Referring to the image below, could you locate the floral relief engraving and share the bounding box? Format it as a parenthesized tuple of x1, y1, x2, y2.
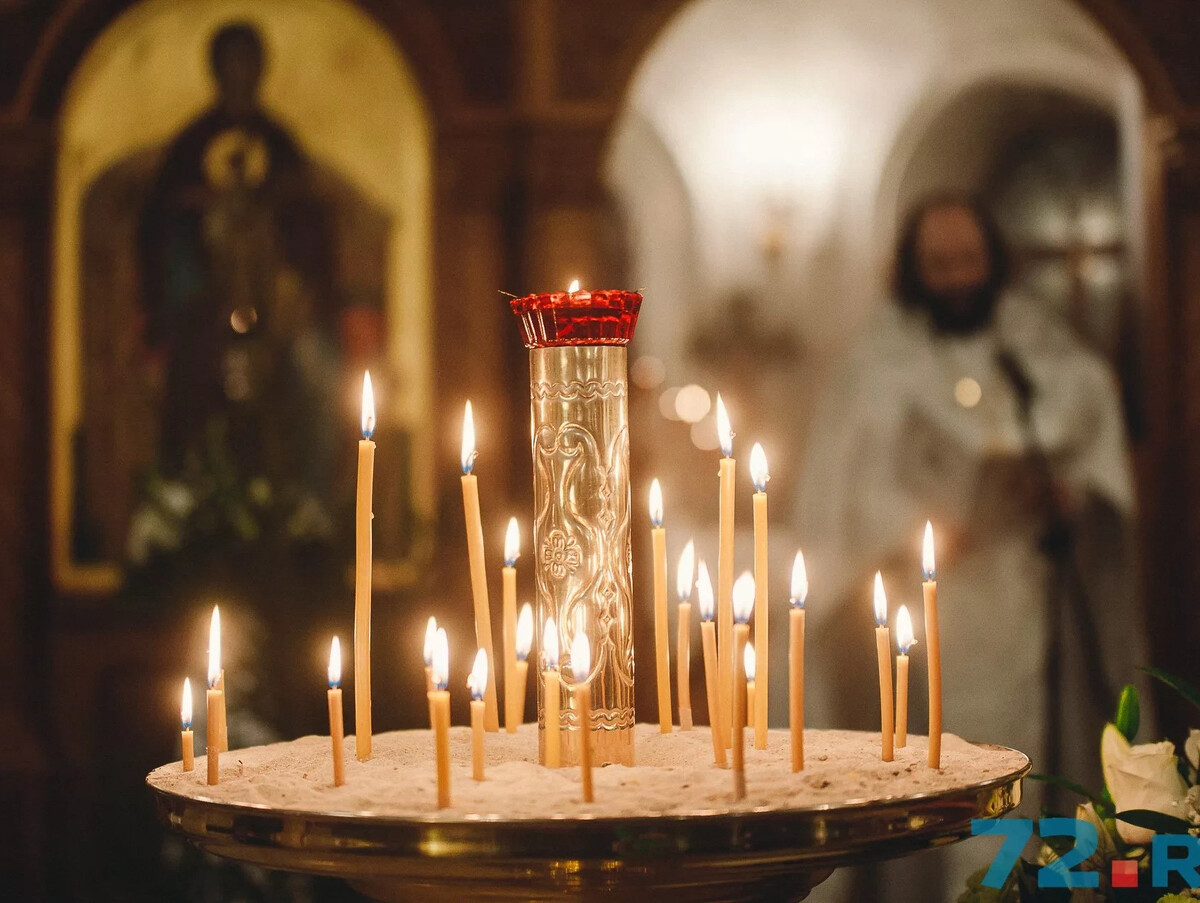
(541, 529, 581, 579)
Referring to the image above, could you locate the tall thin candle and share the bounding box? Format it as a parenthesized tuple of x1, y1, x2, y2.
(874, 572, 895, 763)
(328, 637, 346, 787)
(749, 443, 770, 749)
(744, 642, 757, 732)
(571, 633, 594, 803)
(460, 402, 500, 731)
(354, 372, 376, 760)
(180, 678, 194, 773)
(789, 551, 807, 772)
(923, 522, 943, 769)
(649, 479, 671, 733)
(676, 540, 695, 731)
(716, 394, 735, 749)
(503, 518, 520, 732)
(696, 561, 726, 767)
(895, 605, 916, 749)
(428, 628, 451, 808)
(468, 648, 489, 781)
(206, 607, 222, 786)
(731, 572, 755, 800)
(542, 617, 561, 768)
(513, 603, 533, 728)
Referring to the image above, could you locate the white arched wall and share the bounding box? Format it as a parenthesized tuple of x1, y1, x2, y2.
(52, 0, 435, 591)
(606, 0, 1140, 389)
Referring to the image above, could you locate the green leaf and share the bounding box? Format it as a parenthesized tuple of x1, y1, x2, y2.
(1028, 773, 1107, 808)
(1140, 667, 1200, 713)
(1115, 684, 1141, 741)
(1115, 809, 1194, 835)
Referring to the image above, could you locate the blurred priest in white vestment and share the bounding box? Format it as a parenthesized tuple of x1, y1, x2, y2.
(798, 195, 1146, 902)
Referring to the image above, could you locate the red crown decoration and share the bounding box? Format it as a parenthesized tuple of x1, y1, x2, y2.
(510, 288, 642, 348)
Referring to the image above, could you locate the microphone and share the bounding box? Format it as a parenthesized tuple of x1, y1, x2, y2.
(995, 347, 1034, 421)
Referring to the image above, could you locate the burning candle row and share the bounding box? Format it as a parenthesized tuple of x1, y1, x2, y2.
(172, 375, 947, 808)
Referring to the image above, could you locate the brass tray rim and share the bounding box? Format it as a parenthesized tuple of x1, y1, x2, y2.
(147, 740, 1030, 835)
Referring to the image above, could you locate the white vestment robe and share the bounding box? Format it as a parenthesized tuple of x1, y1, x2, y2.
(798, 293, 1146, 901)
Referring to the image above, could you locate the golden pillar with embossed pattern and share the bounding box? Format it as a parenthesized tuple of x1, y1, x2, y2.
(511, 287, 642, 766)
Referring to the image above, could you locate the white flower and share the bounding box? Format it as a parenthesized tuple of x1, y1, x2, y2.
(1185, 729, 1200, 772)
(1101, 724, 1190, 846)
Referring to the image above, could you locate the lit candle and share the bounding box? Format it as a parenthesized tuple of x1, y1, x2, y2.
(428, 627, 451, 808)
(895, 605, 916, 749)
(542, 617, 561, 768)
(697, 561, 726, 766)
(716, 394, 736, 749)
(731, 572, 755, 800)
(328, 637, 346, 787)
(676, 539, 695, 731)
(423, 616, 437, 693)
(206, 606, 222, 786)
(503, 517, 521, 732)
(744, 641, 756, 733)
(789, 551, 807, 772)
(513, 603, 533, 728)
(923, 522, 943, 769)
(571, 632, 594, 802)
(874, 572, 895, 763)
(180, 678, 194, 773)
(649, 479, 671, 733)
(460, 402, 500, 732)
(468, 648, 489, 782)
(209, 604, 228, 752)
(749, 442, 770, 750)
(355, 372, 376, 761)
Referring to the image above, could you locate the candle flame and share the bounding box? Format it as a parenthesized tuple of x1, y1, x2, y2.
(461, 401, 477, 475)
(568, 279, 580, 293)
(696, 559, 714, 621)
(749, 442, 769, 492)
(896, 605, 917, 654)
(208, 605, 221, 688)
(648, 478, 664, 528)
(467, 647, 489, 700)
(181, 678, 193, 730)
(543, 616, 559, 670)
(922, 521, 936, 580)
(423, 616, 438, 667)
(328, 636, 342, 688)
(873, 571, 888, 626)
(733, 571, 755, 623)
(361, 371, 375, 438)
(743, 642, 756, 682)
(676, 539, 695, 603)
(504, 517, 521, 567)
(790, 550, 808, 608)
(570, 632, 591, 684)
(516, 603, 534, 661)
(715, 393, 733, 458)
(431, 628, 449, 691)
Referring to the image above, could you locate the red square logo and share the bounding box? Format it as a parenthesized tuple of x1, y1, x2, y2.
(1111, 859, 1139, 888)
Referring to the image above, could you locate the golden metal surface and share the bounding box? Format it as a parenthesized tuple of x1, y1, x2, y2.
(149, 743, 1028, 902)
(531, 346, 634, 766)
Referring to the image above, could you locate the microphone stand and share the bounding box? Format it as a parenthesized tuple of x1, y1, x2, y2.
(995, 347, 1114, 782)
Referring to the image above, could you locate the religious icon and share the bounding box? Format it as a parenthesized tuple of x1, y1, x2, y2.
(57, 13, 433, 591)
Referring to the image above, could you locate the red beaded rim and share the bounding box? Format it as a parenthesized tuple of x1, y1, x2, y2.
(510, 289, 642, 348)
